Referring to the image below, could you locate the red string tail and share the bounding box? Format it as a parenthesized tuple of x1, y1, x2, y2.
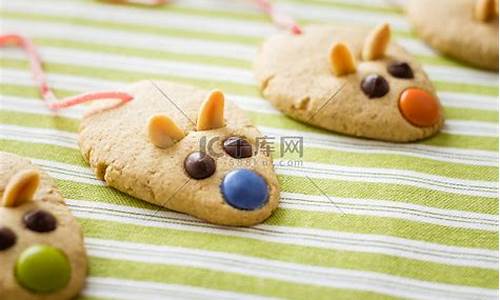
(253, 0, 302, 34)
(0, 33, 133, 113)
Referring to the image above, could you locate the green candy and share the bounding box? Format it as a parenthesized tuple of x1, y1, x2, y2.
(15, 245, 71, 293)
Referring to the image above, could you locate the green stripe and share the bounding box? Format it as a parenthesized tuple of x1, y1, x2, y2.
(0, 111, 80, 132)
(434, 81, 499, 97)
(89, 0, 268, 22)
(280, 175, 497, 216)
(33, 37, 251, 69)
(445, 107, 498, 123)
(81, 220, 498, 289)
(88, 257, 400, 300)
(0, 58, 260, 97)
(280, 0, 402, 14)
(415, 55, 475, 68)
(0, 10, 263, 46)
(283, 147, 498, 181)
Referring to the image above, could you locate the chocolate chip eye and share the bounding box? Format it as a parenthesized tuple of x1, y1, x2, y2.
(23, 210, 57, 233)
(361, 74, 389, 98)
(184, 152, 216, 180)
(223, 137, 253, 159)
(0, 226, 16, 250)
(387, 61, 414, 79)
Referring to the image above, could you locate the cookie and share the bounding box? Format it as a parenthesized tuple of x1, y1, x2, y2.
(408, 0, 499, 70)
(79, 80, 280, 226)
(254, 23, 444, 142)
(0, 152, 87, 300)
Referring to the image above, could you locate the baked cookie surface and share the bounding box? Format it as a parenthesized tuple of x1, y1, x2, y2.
(0, 152, 87, 300)
(254, 24, 444, 142)
(79, 80, 280, 226)
(408, 0, 499, 70)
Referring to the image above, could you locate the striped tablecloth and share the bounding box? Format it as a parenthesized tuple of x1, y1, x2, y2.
(0, 0, 498, 299)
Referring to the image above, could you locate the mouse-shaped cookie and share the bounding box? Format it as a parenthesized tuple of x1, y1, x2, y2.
(254, 23, 444, 142)
(0, 152, 87, 300)
(79, 80, 280, 226)
(408, 0, 499, 70)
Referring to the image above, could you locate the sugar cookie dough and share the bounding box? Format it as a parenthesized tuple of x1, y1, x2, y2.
(0, 152, 87, 300)
(79, 80, 280, 226)
(254, 24, 444, 142)
(408, 0, 499, 70)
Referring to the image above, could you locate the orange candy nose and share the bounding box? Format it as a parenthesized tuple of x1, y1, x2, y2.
(399, 88, 440, 127)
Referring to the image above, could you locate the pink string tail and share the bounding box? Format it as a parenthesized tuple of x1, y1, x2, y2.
(48, 91, 134, 116)
(0, 34, 56, 104)
(0, 33, 133, 114)
(253, 0, 302, 34)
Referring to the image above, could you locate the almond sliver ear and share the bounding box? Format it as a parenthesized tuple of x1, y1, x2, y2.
(148, 114, 186, 148)
(362, 23, 391, 61)
(329, 42, 357, 76)
(2, 169, 40, 207)
(196, 90, 225, 131)
(475, 0, 496, 21)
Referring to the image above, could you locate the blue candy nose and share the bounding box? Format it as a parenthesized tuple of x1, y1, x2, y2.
(221, 169, 269, 210)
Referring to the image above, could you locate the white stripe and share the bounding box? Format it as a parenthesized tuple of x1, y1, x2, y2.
(423, 65, 499, 87)
(398, 38, 439, 56)
(261, 127, 498, 167)
(1, 18, 257, 61)
(438, 92, 498, 111)
(3, 0, 278, 38)
(83, 277, 275, 300)
(275, 160, 497, 198)
(280, 192, 498, 232)
(443, 120, 499, 137)
(0, 98, 497, 168)
(33, 158, 105, 186)
(277, 1, 409, 31)
(1, 47, 255, 85)
(83, 238, 497, 300)
(2, 125, 497, 198)
(68, 200, 498, 270)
